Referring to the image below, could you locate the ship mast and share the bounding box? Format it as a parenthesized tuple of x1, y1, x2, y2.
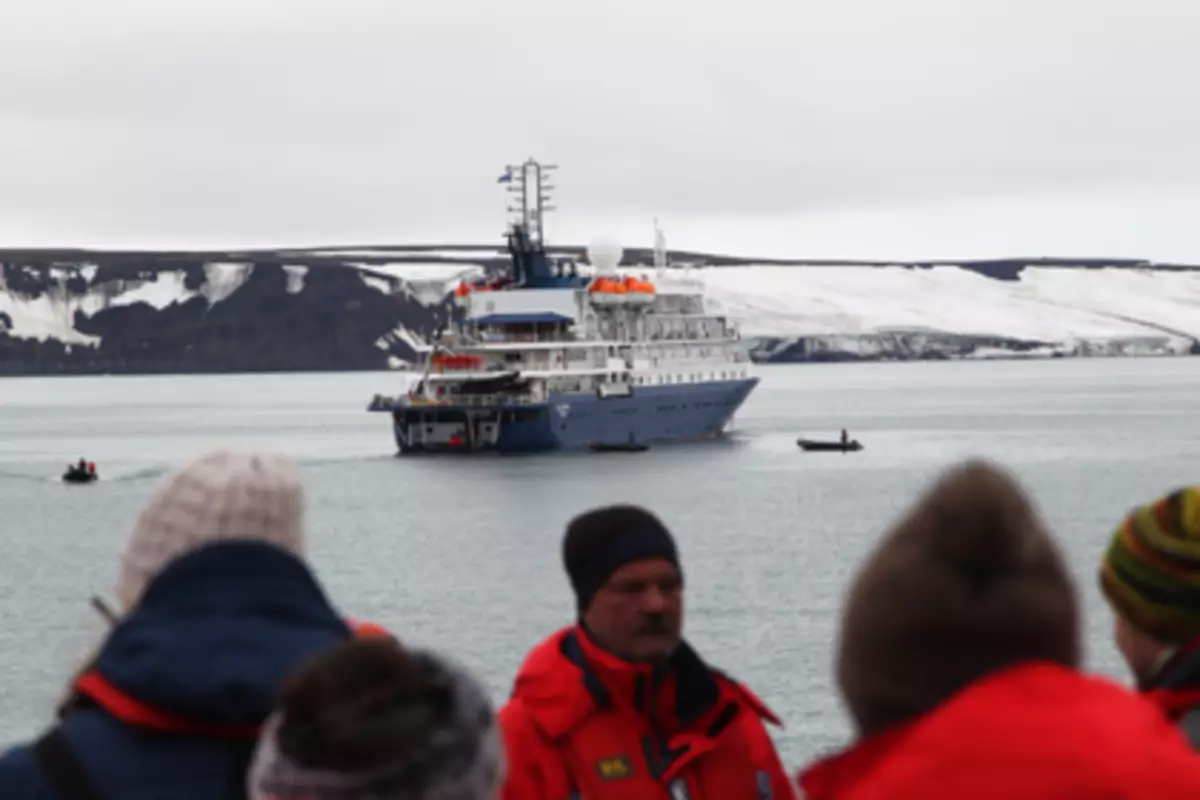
(653, 217, 668, 281)
(502, 157, 557, 247)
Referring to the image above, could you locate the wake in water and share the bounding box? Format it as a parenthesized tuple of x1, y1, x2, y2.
(0, 452, 399, 485)
(0, 464, 172, 484)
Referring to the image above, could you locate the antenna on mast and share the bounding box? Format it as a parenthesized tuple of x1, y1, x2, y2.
(653, 218, 668, 281)
(501, 157, 557, 248)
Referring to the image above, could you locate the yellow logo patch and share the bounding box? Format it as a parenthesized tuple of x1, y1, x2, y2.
(595, 755, 634, 781)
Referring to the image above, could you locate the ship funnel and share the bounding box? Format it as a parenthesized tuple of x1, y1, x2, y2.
(587, 236, 623, 276)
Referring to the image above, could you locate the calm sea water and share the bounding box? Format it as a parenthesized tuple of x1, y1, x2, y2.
(0, 358, 1196, 764)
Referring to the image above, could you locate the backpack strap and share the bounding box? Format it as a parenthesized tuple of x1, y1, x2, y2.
(227, 739, 256, 800)
(32, 728, 104, 800)
(34, 725, 259, 800)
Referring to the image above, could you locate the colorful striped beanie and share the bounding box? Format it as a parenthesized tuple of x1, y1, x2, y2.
(1100, 487, 1200, 645)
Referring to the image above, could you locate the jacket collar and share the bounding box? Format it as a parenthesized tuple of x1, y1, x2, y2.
(1145, 634, 1200, 718)
(566, 625, 721, 730)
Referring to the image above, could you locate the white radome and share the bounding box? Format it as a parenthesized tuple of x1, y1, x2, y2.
(587, 237, 623, 276)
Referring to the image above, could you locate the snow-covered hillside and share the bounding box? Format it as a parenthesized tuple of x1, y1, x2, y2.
(686, 264, 1200, 360)
(691, 265, 1200, 340)
(1, 250, 1197, 374)
(359, 259, 1200, 354)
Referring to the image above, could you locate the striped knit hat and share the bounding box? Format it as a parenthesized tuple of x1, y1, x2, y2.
(1100, 487, 1200, 645)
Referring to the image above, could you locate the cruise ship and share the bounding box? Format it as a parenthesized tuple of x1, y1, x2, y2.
(368, 158, 758, 454)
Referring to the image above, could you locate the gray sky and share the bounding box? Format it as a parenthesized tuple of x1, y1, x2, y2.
(2, 0, 1200, 260)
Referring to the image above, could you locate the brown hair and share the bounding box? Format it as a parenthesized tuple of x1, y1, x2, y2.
(274, 637, 457, 773)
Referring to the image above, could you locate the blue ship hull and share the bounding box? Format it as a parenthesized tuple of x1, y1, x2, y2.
(392, 377, 759, 455)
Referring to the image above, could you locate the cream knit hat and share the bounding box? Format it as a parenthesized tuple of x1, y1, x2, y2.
(116, 449, 307, 609)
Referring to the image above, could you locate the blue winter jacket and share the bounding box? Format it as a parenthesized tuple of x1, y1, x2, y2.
(0, 539, 353, 799)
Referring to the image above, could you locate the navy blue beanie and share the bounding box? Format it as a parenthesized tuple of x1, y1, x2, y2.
(562, 505, 681, 611)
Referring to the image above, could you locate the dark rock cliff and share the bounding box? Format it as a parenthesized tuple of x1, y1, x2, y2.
(0, 256, 454, 375)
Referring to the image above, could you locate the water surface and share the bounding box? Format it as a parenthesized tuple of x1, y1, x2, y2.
(1, 357, 1196, 762)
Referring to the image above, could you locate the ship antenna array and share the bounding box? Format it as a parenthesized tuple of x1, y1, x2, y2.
(501, 157, 557, 248)
(653, 217, 668, 279)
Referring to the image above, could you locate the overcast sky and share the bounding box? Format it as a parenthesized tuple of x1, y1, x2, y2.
(2, 0, 1200, 260)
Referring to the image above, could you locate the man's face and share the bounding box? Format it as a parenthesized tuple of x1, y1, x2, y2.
(1114, 614, 1168, 688)
(583, 558, 683, 662)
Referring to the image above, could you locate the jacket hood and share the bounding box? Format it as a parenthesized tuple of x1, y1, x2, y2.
(88, 539, 351, 727)
(836, 460, 1078, 736)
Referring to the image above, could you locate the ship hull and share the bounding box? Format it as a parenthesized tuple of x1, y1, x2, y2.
(393, 377, 759, 455)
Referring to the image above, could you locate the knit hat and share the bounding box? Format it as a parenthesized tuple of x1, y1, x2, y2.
(562, 504, 681, 611)
(837, 459, 1079, 736)
(116, 449, 306, 609)
(247, 638, 503, 800)
(1100, 486, 1200, 645)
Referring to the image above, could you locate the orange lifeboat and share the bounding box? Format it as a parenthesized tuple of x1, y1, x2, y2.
(624, 274, 655, 305)
(589, 276, 627, 305)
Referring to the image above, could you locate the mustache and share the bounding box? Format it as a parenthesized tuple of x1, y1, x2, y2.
(636, 615, 674, 635)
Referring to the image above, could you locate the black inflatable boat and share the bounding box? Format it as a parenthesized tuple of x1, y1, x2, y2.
(797, 438, 863, 453)
(588, 442, 650, 453)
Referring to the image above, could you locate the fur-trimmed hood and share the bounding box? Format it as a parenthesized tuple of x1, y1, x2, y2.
(836, 459, 1079, 736)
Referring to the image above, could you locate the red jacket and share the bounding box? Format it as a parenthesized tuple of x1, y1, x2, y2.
(798, 662, 1200, 799)
(499, 626, 796, 799)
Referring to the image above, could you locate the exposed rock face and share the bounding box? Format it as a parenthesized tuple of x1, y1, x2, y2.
(0, 256, 454, 375)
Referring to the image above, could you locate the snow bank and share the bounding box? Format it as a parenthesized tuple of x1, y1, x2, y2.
(0, 286, 102, 344)
(282, 265, 308, 294)
(106, 270, 197, 310)
(2, 262, 249, 345)
(350, 262, 488, 282)
(672, 265, 1200, 342)
(201, 262, 254, 304)
(309, 248, 504, 260)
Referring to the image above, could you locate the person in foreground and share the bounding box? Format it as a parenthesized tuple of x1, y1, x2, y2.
(1100, 485, 1200, 745)
(499, 504, 795, 800)
(0, 449, 355, 799)
(247, 636, 503, 800)
(797, 460, 1200, 800)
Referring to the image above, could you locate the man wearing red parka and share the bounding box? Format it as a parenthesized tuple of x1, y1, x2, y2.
(499, 504, 796, 800)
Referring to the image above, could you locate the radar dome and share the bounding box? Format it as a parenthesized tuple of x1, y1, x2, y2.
(587, 237, 623, 276)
